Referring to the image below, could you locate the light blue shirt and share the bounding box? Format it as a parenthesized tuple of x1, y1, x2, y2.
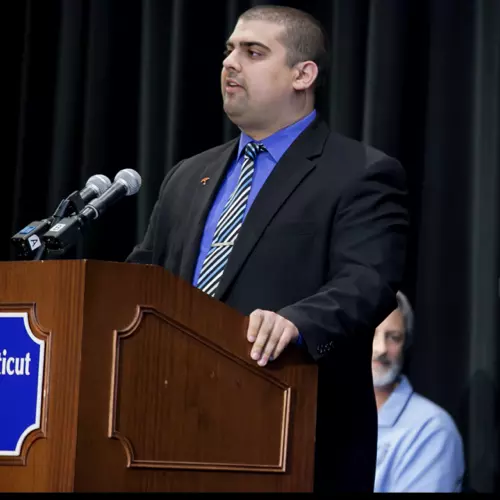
(375, 374, 465, 493)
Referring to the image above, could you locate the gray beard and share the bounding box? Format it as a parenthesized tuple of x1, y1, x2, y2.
(372, 359, 403, 388)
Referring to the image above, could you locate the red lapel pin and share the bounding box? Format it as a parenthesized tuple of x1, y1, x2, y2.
(201, 177, 210, 185)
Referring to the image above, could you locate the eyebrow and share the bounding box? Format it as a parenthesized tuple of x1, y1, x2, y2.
(225, 41, 271, 52)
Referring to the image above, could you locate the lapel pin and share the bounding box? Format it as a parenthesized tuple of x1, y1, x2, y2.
(201, 177, 210, 185)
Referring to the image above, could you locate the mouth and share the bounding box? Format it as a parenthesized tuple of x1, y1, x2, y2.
(225, 79, 244, 92)
(372, 359, 389, 369)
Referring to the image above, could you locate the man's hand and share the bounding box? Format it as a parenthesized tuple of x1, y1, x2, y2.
(247, 309, 299, 367)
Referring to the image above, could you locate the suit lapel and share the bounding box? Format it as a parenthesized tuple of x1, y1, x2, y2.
(214, 119, 329, 300)
(178, 139, 239, 283)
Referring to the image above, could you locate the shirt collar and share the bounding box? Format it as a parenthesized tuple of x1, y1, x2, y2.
(378, 374, 414, 427)
(237, 109, 317, 163)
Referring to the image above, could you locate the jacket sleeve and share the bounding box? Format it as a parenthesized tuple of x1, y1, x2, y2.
(278, 157, 409, 360)
(125, 161, 185, 265)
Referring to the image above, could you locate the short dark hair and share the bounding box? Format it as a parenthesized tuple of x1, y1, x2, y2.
(239, 5, 329, 89)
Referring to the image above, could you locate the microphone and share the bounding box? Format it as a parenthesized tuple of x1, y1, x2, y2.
(50, 173, 112, 223)
(42, 169, 142, 252)
(10, 173, 112, 259)
(75, 174, 113, 204)
(78, 168, 141, 222)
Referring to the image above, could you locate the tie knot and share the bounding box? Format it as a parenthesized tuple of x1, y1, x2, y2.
(243, 142, 266, 161)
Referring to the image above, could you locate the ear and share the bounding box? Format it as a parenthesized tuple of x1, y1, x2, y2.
(292, 61, 319, 91)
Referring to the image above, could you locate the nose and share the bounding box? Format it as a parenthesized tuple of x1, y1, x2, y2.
(223, 50, 241, 73)
(372, 331, 387, 357)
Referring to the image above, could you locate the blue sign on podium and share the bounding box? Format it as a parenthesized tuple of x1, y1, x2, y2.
(0, 312, 45, 456)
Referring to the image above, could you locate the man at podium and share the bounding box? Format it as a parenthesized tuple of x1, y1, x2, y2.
(127, 5, 408, 493)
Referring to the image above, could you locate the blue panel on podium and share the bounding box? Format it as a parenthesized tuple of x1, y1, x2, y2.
(0, 313, 45, 456)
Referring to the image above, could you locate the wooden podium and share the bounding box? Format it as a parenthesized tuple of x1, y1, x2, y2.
(0, 260, 318, 492)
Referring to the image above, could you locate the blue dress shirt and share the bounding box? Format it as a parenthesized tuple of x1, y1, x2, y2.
(192, 110, 317, 347)
(192, 109, 316, 286)
(375, 374, 465, 492)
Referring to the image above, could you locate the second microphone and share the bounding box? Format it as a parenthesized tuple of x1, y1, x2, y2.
(42, 169, 142, 252)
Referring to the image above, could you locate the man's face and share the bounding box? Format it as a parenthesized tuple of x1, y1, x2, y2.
(372, 309, 405, 388)
(221, 19, 297, 132)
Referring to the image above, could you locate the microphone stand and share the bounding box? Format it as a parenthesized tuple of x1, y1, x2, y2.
(12, 190, 88, 262)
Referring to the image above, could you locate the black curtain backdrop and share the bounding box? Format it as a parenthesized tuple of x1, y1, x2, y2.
(3, 0, 499, 492)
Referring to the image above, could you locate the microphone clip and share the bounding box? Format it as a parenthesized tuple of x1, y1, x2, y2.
(50, 190, 87, 225)
(10, 191, 88, 261)
(10, 175, 111, 261)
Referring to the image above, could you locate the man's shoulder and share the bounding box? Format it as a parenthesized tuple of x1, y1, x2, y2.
(179, 138, 239, 167)
(314, 124, 405, 188)
(320, 125, 395, 166)
(404, 391, 461, 435)
(160, 137, 239, 188)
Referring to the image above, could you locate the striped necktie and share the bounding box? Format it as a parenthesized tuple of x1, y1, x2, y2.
(196, 141, 266, 296)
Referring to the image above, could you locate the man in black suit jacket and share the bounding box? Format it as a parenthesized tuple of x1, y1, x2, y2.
(127, 5, 408, 493)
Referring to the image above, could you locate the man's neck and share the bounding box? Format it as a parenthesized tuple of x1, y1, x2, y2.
(242, 104, 315, 141)
(374, 382, 398, 411)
